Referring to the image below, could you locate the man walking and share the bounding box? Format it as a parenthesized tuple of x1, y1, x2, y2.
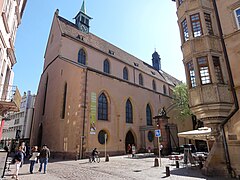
(38, 144, 50, 174)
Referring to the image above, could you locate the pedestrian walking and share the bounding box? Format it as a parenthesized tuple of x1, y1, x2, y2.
(127, 144, 132, 157)
(20, 142, 26, 167)
(12, 146, 24, 180)
(29, 146, 40, 174)
(38, 144, 50, 174)
(160, 144, 163, 157)
(132, 144, 136, 158)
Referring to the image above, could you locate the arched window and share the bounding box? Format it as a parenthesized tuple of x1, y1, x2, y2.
(152, 80, 156, 91)
(126, 99, 133, 123)
(163, 85, 167, 94)
(146, 104, 152, 126)
(139, 73, 143, 86)
(78, 49, 86, 65)
(98, 93, 108, 120)
(103, 59, 110, 74)
(98, 130, 108, 144)
(123, 67, 128, 80)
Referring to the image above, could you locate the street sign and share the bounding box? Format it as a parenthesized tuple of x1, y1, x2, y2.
(155, 129, 161, 137)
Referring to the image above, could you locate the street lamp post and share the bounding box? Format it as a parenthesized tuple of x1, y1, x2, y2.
(104, 133, 107, 159)
(153, 107, 170, 158)
(80, 136, 85, 159)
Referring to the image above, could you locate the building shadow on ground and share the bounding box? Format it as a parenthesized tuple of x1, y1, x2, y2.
(162, 167, 234, 180)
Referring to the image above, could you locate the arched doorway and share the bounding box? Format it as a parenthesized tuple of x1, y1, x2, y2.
(37, 124, 43, 148)
(125, 131, 135, 153)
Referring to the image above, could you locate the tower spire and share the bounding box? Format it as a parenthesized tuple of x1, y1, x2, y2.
(80, 0, 86, 14)
(75, 0, 92, 33)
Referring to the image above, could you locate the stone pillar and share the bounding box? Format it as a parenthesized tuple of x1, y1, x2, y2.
(202, 119, 230, 177)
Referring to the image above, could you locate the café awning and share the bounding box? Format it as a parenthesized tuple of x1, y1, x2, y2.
(178, 127, 215, 141)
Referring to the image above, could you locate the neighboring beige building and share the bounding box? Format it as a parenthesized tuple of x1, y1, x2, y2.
(173, 0, 240, 177)
(1, 91, 35, 150)
(30, 1, 192, 159)
(0, 0, 27, 139)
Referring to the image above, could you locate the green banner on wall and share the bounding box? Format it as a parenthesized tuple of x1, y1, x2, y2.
(90, 92, 97, 134)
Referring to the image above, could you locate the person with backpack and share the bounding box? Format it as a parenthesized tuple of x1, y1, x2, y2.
(12, 146, 24, 180)
(38, 144, 50, 174)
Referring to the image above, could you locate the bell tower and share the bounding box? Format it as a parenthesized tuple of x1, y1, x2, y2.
(74, 0, 92, 33)
(152, 50, 161, 71)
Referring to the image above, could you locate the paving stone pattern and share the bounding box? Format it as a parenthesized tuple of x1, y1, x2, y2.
(3, 155, 234, 180)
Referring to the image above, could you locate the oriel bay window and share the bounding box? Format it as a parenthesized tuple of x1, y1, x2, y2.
(187, 61, 196, 88)
(204, 13, 214, 35)
(190, 13, 202, 37)
(181, 19, 189, 42)
(235, 8, 240, 29)
(197, 57, 211, 85)
(213, 56, 224, 84)
(178, 0, 184, 6)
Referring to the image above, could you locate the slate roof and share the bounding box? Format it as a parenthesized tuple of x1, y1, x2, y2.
(57, 15, 182, 86)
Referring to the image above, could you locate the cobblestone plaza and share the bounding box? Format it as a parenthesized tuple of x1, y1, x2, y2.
(3, 155, 233, 180)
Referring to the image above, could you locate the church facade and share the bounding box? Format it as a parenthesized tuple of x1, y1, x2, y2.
(30, 1, 190, 159)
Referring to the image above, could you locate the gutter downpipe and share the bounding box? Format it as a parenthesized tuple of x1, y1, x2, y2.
(81, 68, 88, 159)
(212, 0, 239, 176)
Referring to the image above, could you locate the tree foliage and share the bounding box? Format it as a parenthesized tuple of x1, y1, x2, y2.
(173, 83, 192, 120)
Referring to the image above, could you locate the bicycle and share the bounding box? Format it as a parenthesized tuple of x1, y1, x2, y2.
(89, 154, 100, 163)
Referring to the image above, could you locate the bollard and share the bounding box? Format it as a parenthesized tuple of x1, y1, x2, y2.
(166, 166, 170, 177)
(176, 160, 179, 168)
(154, 157, 159, 167)
(105, 154, 109, 162)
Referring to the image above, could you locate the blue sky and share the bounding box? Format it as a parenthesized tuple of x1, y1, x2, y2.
(14, 0, 185, 95)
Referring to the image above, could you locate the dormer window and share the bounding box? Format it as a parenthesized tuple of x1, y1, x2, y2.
(109, 50, 115, 55)
(134, 63, 139, 67)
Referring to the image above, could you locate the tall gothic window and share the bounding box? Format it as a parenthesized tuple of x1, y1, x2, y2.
(187, 61, 196, 88)
(152, 80, 156, 91)
(197, 57, 211, 85)
(181, 19, 189, 42)
(126, 99, 133, 123)
(78, 49, 86, 65)
(190, 13, 202, 37)
(139, 73, 143, 86)
(204, 13, 214, 35)
(98, 93, 108, 121)
(213, 56, 224, 84)
(123, 67, 128, 80)
(146, 104, 152, 126)
(42, 76, 48, 115)
(235, 8, 240, 29)
(103, 59, 110, 74)
(163, 85, 167, 94)
(61, 82, 67, 119)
